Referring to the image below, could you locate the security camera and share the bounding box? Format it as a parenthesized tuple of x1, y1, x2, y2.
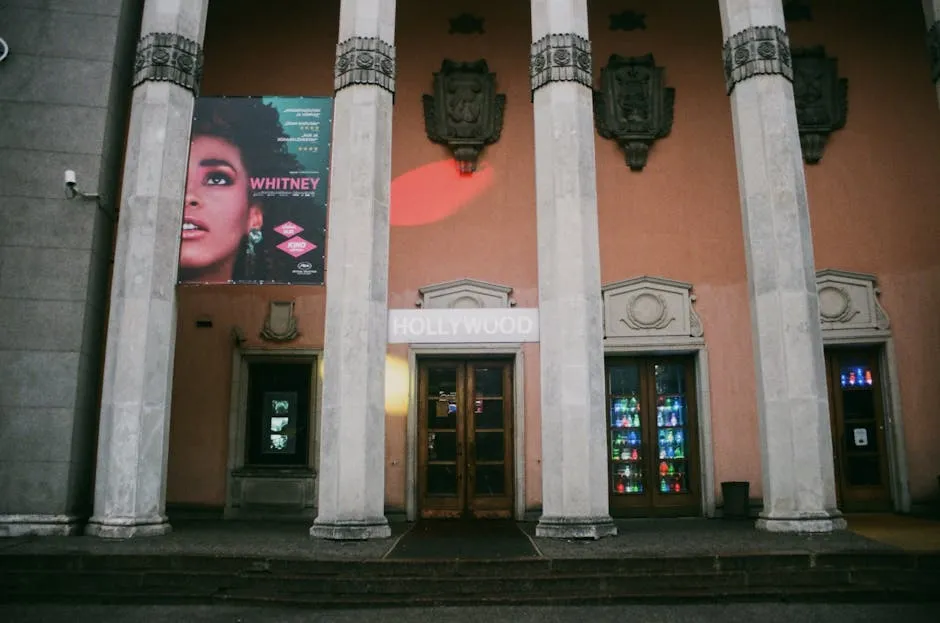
(64, 170, 78, 198)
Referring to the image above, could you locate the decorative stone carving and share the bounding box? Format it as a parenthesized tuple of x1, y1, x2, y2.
(449, 14, 484, 34)
(334, 37, 396, 94)
(722, 26, 793, 94)
(602, 276, 704, 345)
(133, 32, 203, 94)
(417, 278, 514, 309)
(784, 0, 813, 22)
(792, 47, 847, 164)
(423, 60, 505, 173)
(609, 11, 647, 31)
(530, 33, 593, 93)
(816, 269, 891, 338)
(928, 21, 940, 83)
(260, 301, 299, 342)
(593, 54, 675, 171)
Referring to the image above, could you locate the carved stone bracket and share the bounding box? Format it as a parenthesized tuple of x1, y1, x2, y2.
(722, 26, 793, 94)
(928, 21, 940, 83)
(133, 32, 204, 94)
(816, 269, 890, 338)
(594, 54, 675, 171)
(602, 276, 704, 345)
(530, 33, 593, 95)
(260, 301, 300, 342)
(423, 60, 505, 173)
(335, 37, 396, 94)
(793, 46, 847, 164)
(416, 278, 514, 309)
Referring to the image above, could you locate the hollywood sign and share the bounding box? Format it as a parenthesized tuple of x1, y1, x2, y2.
(388, 309, 539, 344)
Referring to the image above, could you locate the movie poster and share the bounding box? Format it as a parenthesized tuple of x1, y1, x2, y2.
(177, 95, 332, 285)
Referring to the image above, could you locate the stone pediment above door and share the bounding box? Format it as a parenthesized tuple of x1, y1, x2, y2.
(417, 278, 515, 309)
(602, 276, 704, 346)
(816, 269, 890, 338)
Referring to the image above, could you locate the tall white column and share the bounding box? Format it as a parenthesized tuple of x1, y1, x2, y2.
(310, 0, 396, 540)
(530, 0, 616, 539)
(719, 0, 844, 532)
(86, 0, 209, 538)
(923, 0, 940, 107)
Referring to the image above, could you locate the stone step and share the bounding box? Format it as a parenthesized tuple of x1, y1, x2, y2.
(1, 553, 938, 607)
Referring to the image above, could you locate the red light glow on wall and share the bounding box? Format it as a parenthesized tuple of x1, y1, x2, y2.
(390, 158, 495, 227)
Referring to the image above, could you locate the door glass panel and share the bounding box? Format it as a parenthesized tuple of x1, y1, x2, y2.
(427, 465, 459, 495)
(475, 465, 505, 495)
(475, 398, 503, 429)
(655, 362, 689, 494)
(846, 456, 881, 486)
(474, 367, 503, 397)
(424, 366, 459, 501)
(428, 431, 457, 461)
(608, 363, 643, 495)
(476, 431, 504, 462)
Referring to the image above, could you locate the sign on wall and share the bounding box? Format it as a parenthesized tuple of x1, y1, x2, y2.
(388, 309, 539, 344)
(177, 96, 333, 285)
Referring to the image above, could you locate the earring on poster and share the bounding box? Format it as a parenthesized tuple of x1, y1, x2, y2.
(246, 228, 263, 256)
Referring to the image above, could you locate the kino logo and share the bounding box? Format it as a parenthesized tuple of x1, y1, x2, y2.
(276, 236, 317, 258)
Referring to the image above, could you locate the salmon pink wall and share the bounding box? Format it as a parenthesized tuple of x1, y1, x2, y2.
(789, 0, 940, 502)
(168, 0, 940, 511)
(166, 0, 338, 507)
(389, 0, 541, 510)
(589, 0, 762, 497)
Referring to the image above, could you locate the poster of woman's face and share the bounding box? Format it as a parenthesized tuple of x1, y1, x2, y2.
(177, 96, 332, 285)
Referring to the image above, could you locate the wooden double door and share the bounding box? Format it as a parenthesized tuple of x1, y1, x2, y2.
(825, 347, 892, 512)
(417, 359, 514, 519)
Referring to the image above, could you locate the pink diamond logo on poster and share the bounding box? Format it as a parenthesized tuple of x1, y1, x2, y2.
(277, 236, 317, 258)
(274, 221, 305, 237)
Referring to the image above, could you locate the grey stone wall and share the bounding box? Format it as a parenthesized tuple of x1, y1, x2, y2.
(0, 0, 141, 533)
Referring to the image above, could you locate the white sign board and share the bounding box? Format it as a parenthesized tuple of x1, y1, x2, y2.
(388, 308, 539, 344)
(853, 428, 869, 447)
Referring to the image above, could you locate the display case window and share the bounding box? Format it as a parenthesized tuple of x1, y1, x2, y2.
(263, 392, 298, 455)
(605, 356, 700, 516)
(246, 362, 312, 467)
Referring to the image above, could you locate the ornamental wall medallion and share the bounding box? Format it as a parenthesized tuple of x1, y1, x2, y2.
(792, 46, 847, 164)
(593, 54, 675, 171)
(423, 59, 505, 173)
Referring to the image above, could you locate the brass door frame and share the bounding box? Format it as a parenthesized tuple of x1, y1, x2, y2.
(825, 346, 892, 512)
(417, 358, 514, 519)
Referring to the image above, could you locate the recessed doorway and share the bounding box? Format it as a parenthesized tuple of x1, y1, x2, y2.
(825, 346, 892, 512)
(417, 358, 514, 519)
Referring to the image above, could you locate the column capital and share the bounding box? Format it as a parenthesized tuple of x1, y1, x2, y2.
(132, 32, 204, 94)
(530, 33, 593, 95)
(928, 21, 940, 82)
(334, 36, 396, 94)
(722, 25, 792, 94)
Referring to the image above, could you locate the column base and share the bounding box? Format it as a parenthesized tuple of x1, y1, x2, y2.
(310, 517, 391, 540)
(85, 515, 172, 539)
(535, 515, 618, 540)
(756, 510, 847, 534)
(0, 514, 84, 537)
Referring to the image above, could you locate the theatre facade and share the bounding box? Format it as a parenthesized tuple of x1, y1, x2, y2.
(1, 0, 940, 539)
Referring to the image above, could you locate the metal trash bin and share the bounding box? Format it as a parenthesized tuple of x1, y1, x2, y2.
(721, 481, 750, 519)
